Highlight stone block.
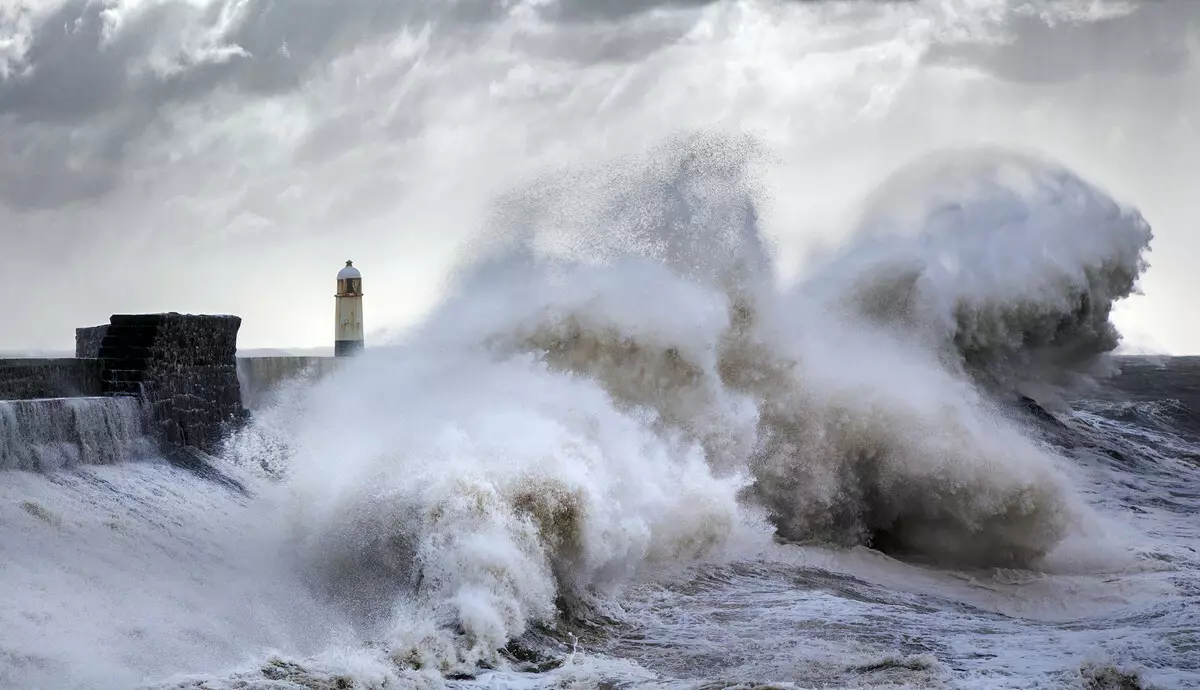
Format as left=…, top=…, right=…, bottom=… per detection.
left=75, top=325, right=109, bottom=358
left=95, top=313, right=245, bottom=455
left=0, top=359, right=104, bottom=399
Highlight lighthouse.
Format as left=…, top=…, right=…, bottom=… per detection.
left=335, top=260, right=364, bottom=357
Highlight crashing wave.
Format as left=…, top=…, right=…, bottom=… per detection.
left=222, top=133, right=1152, bottom=677
left=814, top=147, right=1153, bottom=401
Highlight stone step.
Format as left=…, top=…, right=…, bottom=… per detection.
left=100, top=369, right=146, bottom=383
left=109, top=314, right=172, bottom=327
left=99, top=357, right=150, bottom=371
left=103, top=324, right=159, bottom=340
left=98, top=335, right=153, bottom=348
left=97, top=345, right=153, bottom=360
left=102, top=381, right=143, bottom=395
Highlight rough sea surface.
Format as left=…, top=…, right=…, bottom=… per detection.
left=1, top=141, right=1197, bottom=690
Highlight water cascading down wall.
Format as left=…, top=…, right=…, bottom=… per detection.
left=0, top=313, right=246, bottom=473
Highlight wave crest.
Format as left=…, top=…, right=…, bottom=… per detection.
left=270, top=352, right=748, bottom=674
left=817, top=147, right=1153, bottom=400
left=225, top=135, right=1151, bottom=674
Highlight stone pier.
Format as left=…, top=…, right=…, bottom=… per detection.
left=2, top=313, right=335, bottom=463
left=93, top=313, right=245, bottom=454
left=0, top=359, right=103, bottom=400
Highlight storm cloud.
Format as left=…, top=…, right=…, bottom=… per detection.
left=924, top=1, right=1198, bottom=83
left=0, top=0, right=1197, bottom=353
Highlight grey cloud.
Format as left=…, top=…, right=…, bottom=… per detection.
left=0, top=2, right=156, bottom=208
left=1, top=0, right=1197, bottom=354
left=216, top=0, right=502, bottom=95
left=1, top=0, right=499, bottom=122
left=536, top=0, right=714, bottom=23
left=514, top=12, right=699, bottom=66
left=1, top=0, right=1190, bottom=213
left=2, top=1, right=135, bottom=124
left=0, top=0, right=711, bottom=211
left=0, top=0, right=501, bottom=210
left=924, top=1, right=1199, bottom=83
left=536, top=0, right=854, bottom=23
left=0, top=122, right=127, bottom=208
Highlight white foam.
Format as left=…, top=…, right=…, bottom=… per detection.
left=205, top=138, right=1159, bottom=684
left=0, top=461, right=354, bottom=690
left=0, top=397, right=156, bottom=471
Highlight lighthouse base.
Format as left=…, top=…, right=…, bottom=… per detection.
left=334, top=339, right=364, bottom=358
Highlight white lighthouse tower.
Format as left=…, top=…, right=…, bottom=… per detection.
left=335, top=260, right=364, bottom=357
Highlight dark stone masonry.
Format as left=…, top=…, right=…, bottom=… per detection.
left=95, top=313, right=246, bottom=454
left=2, top=313, right=247, bottom=458
left=0, top=359, right=103, bottom=399
left=3, top=313, right=341, bottom=470
left=75, top=325, right=109, bottom=359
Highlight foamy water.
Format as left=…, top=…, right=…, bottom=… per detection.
left=3, top=1, right=1199, bottom=688
left=3, top=135, right=1196, bottom=689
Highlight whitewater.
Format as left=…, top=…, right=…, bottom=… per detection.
left=2, top=137, right=1197, bottom=689
left=3, top=0, right=1200, bottom=688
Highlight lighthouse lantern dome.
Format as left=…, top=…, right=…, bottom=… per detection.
left=336, top=260, right=363, bottom=297
left=337, top=260, right=361, bottom=281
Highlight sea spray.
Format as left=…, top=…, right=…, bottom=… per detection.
left=0, top=396, right=156, bottom=471
left=219, top=135, right=1153, bottom=678
left=810, top=147, right=1154, bottom=401
left=451, top=139, right=1138, bottom=567
left=273, top=350, right=750, bottom=674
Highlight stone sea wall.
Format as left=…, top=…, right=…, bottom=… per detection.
left=75, top=325, right=109, bottom=359
left=3, top=314, right=343, bottom=463
left=97, top=313, right=244, bottom=454
left=0, top=396, right=156, bottom=472
left=0, top=359, right=103, bottom=399
left=237, top=356, right=340, bottom=410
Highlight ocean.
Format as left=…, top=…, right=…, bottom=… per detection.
left=561, top=361, right=1200, bottom=689
left=2, top=144, right=1197, bottom=690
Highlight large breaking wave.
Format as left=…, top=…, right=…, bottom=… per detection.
left=820, top=147, right=1153, bottom=401
left=224, top=133, right=1153, bottom=678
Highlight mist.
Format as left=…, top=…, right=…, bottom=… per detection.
left=1, top=0, right=1196, bottom=353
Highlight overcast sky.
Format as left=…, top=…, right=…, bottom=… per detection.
left=1, top=0, right=1197, bottom=354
